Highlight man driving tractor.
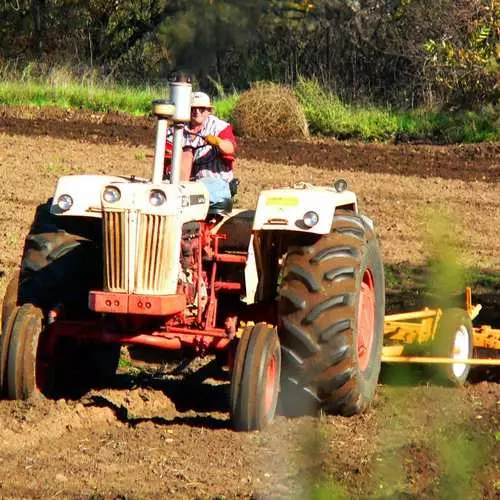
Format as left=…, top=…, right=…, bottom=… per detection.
left=165, top=91, right=237, bottom=205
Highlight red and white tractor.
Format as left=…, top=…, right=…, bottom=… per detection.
left=0, top=76, right=385, bottom=430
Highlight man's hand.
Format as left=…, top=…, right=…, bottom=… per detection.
left=204, top=134, right=221, bottom=147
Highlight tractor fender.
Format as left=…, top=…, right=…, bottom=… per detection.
left=252, top=185, right=358, bottom=234
left=210, top=209, right=258, bottom=304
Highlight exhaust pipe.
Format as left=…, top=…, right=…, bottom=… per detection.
left=151, top=75, right=192, bottom=185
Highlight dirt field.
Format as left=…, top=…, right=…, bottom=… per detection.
left=0, top=107, right=498, bottom=499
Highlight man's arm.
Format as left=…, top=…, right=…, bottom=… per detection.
left=205, top=123, right=236, bottom=156
left=180, top=148, right=194, bottom=181
left=213, top=137, right=235, bottom=155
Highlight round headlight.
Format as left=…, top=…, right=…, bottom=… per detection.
left=56, top=194, right=73, bottom=212
left=334, top=179, right=348, bottom=193
left=303, top=211, right=319, bottom=228
left=103, top=186, right=121, bottom=203
left=149, top=189, right=166, bottom=207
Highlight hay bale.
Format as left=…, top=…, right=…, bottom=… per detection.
left=234, top=83, right=309, bottom=139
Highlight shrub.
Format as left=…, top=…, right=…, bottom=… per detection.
left=233, top=82, right=308, bottom=139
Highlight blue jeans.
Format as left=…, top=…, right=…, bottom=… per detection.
left=199, top=177, right=231, bottom=206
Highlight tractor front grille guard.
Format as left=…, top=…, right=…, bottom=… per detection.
left=103, top=209, right=176, bottom=294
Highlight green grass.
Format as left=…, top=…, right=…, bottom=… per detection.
left=0, top=74, right=497, bottom=143
left=0, top=80, right=166, bottom=115
left=295, top=78, right=499, bottom=143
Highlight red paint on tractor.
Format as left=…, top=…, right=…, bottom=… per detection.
left=89, top=291, right=186, bottom=316
left=357, top=269, right=376, bottom=372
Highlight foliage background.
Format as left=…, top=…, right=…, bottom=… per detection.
left=0, top=0, right=498, bottom=108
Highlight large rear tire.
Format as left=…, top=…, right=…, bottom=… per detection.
left=230, top=323, right=281, bottom=431
left=278, top=211, right=385, bottom=416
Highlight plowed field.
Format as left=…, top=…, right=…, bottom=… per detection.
left=0, top=106, right=498, bottom=499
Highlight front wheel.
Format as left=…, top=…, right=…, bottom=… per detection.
left=5, top=304, right=48, bottom=399
left=431, top=308, right=473, bottom=386
left=230, top=323, right=281, bottom=431
left=0, top=272, right=21, bottom=395
left=2, top=304, right=121, bottom=400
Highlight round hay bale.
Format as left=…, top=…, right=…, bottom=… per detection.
left=234, top=83, right=309, bottom=139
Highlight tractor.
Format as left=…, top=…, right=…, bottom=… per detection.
left=0, top=76, right=385, bottom=431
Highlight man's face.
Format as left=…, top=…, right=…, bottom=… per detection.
left=190, top=107, right=210, bottom=127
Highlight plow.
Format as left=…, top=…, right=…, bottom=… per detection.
left=0, top=75, right=498, bottom=433
left=382, top=287, right=500, bottom=385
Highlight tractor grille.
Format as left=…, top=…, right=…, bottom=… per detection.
left=136, top=213, right=171, bottom=293
left=103, top=210, right=128, bottom=292
left=103, top=209, right=176, bottom=294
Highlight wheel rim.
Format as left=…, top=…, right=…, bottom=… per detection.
left=264, top=350, right=279, bottom=415
left=451, top=325, right=470, bottom=378
left=357, top=269, right=375, bottom=372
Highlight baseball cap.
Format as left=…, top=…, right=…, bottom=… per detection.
left=191, top=91, right=212, bottom=108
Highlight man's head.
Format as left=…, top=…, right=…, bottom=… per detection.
left=190, top=91, right=212, bottom=127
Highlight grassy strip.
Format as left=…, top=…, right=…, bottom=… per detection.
left=0, top=80, right=167, bottom=116
left=295, top=79, right=499, bottom=143
left=0, top=78, right=497, bottom=143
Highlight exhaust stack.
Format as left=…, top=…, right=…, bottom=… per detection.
left=151, top=75, right=192, bottom=185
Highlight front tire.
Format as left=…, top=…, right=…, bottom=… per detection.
left=0, top=200, right=106, bottom=399
left=5, top=304, right=47, bottom=399
left=230, top=323, right=281, bottom=431
left=278, top=211, right=385, bottom=416
left=0, top=272, right=20, bottom=394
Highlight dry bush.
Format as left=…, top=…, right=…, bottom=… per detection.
left=233, top=83, right=308, bottom=139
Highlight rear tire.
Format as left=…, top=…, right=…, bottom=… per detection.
left=278, top=211, right=385, bottom=416
left=230, top=323, right=281, bottom=431
left=19, top=199, right=102, bottom=313
left=431, top=308, right=473, bottom=386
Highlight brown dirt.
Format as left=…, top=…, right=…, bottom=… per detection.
left=0, top=106, right=498, bottom=499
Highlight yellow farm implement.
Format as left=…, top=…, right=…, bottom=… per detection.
left=382, top=288, right=500, bottom=385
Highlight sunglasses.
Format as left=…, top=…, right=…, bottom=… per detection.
left=191, top=107, right=210, bottom=114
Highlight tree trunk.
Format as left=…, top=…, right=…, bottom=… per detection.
left=31, top=0, right=45, bottom=57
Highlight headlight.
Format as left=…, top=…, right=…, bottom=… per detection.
left=302, top=211, right=319, bottom=228
left=56, top=194, right=73, bottom=212
left=334, top=179, right=348, bottom=193
left=149, top=189, right=166, bottom=206
left=103, top=186, right=121, bottom=203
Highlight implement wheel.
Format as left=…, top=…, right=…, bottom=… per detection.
left=431, top=308, right=473, bottom=386
left=230, top=323, right=281, bottom=431
left=278, top=211, right=385, bottom=416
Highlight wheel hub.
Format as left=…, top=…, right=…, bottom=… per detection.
left=451, top=325, right=470, bottom=378
left=264, top=352, right=278, bottom=415
left=357, top=269, right=375, bottom=372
